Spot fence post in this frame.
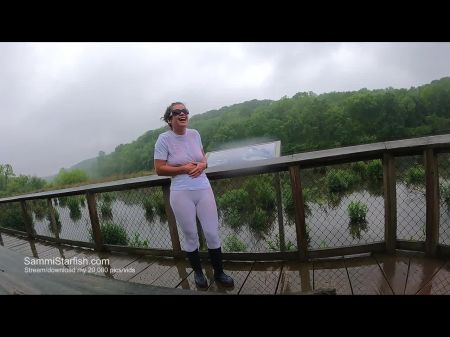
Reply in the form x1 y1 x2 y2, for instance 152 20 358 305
425 148 439 257
288 165 307 261
86 192 105 252
274 172 286 251
20 200 36 239
47 198 60 241
162 185 182 254
383 153 397 254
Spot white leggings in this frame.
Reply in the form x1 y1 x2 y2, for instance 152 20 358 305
169 188 221 252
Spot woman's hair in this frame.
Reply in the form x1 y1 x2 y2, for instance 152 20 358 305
162 102 185 129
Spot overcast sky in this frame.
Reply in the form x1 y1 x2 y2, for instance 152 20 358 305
1 42 450 177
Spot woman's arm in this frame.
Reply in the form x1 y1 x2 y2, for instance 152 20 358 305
187 150 208 178
154 159 197 177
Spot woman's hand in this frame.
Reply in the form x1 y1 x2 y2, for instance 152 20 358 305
187 162 207 178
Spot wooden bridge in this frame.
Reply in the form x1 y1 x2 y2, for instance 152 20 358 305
1 134 450 294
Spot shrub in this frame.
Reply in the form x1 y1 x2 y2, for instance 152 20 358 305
441 184 450 208
347 201 368 223
92 222 128 245
326 169 358 194
366 160 383 182
223 234 247 252
266 234 296 251
0 203 27 231
66 196 82 221
128 233 149 248
405 165 425 187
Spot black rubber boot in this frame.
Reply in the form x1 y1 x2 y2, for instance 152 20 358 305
186 249 208 289
208 247 234 287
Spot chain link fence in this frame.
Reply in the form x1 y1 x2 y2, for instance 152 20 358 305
292 160 385 249
396 155 426 242
53 195 92 242
96 186 172 249
210 171 295 253
438 153 450 246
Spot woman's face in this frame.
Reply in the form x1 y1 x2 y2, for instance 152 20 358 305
170 103 189 129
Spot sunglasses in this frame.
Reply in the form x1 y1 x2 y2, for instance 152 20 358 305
171 108 189 116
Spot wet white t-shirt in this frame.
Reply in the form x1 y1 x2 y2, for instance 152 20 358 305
154 129 211 190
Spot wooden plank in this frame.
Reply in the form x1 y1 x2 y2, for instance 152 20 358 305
404 256 445 294
111 256 158 281
289 165 307 260
86 193 104 252
308 243 385 259
313 258 352 295
417 261 450 294
239 261 283 295
276 261 313 294
373 253 410 295
345 256 393 295
178 265 213 292
438 244 450 257
0 227 28 236
4 134 450 205
0 245 202 295
128 257 175 285
383 153 397 253
162 186 181 253
151 259 192 288
34 235 96 250
274 172 285 251
396 240 425 252
206 261 253 294
424 149 439 256
104 244 182 258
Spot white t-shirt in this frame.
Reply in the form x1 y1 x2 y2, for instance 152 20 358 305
154 129 211 190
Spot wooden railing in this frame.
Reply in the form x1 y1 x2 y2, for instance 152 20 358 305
1 134 450 260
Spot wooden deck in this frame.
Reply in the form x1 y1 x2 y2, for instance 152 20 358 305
1 233 449 295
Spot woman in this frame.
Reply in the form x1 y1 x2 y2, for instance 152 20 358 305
153 102 234 289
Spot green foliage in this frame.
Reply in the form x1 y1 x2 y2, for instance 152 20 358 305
348 201 368 223
217 175 276 238
91 222 128 246
142 189 167 223
366 160 383 182
223 234 247 252
0 203 27 231
440 184 450 208
266 234 296 251
98 193 115 220
404 165 425 187
66 196 82 221
128 233 149 248
53 168 89 186
348 220 369 240
326 169 359 194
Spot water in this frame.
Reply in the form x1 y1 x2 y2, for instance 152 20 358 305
31 182 450 252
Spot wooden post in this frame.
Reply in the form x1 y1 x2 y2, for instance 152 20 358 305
47 198 60 241
20 201 35 239
274 172 286 251
425 148 439 257
288 165 307 261
383 153 397 254
162 186 182 253
86 193 105 252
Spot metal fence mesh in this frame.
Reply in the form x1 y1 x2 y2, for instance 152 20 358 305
28 199 54 238
210 171 295 253
438 153 450 246
54 195 92 242
0 201 27 233
294 160 385 249
96 187 172 249
396 155 426 242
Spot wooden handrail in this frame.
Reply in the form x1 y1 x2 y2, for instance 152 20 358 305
2 134 450 203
